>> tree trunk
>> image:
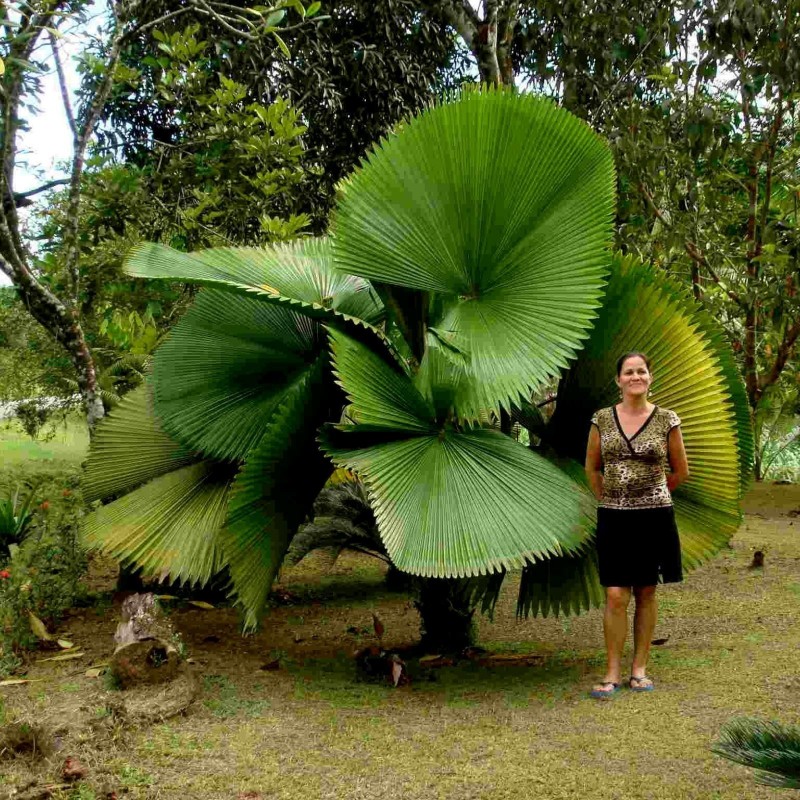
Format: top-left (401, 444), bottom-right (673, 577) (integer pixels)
top-left (8, 261), bottom-right (105, 430)
top-left (414, 577), bottom-right (477, 653)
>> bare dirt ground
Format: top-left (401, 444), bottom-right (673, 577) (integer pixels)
top-left (2, 481), bottom-right (799, 800)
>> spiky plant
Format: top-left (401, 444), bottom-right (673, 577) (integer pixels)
top-left (286, 481), bottom-right (388, 568)
top-left (82, 88), bottom-right (750, 638)
top-left (714, 719), bottom-right (800, 789)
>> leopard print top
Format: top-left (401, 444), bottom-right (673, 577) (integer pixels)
top-left (591, 406), bottom-right (681, 510)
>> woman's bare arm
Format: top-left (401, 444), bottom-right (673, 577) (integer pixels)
top-left (585, 425), bottom-right (604, 501)
top-left (667, 426), bottom-right (690, 492)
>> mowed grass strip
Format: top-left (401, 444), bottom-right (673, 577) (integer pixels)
top-left (0, 415), bottom-right (89, 474)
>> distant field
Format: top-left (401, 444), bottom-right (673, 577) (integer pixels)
top-left (0, 415), bottom-right (89, 474)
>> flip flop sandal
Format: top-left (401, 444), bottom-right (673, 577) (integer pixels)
top-left (629, 675), bottom-right (655, 692)
top-left (590, 681), bottom-right (620, 699)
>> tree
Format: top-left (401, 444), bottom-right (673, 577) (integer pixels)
top-left (0, 287), bottom-right (73, 406)
top-left (612, 0), bottom-right (800, 477)
top-left (0, 0), bottom-right (315, 430)
top-left (417, 0), bottom-right (684, 103)
top-left (82, 90), bottom-right (749, 643)
top-left (92, 0), bottom-right (474, 228)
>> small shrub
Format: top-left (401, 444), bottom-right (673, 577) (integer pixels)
top-left (714, 718), bottom-right (800, 789)
top-left (0, 471), bottom-right (88, 678)
top-left (0, 482), bottom-right (40, 558)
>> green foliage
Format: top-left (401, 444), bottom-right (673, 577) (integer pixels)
top-left (714, 718), bottom-right (800, 789)
top-left (0, 482), bottom-right (40, 558)
top-left (0, 291), bottom-right (75, 406)
top-left (753, 385), bottom-right (800, 482)
top-left (608, 0), bottom-right (800, 476)
top-left (0, 470), bottom-right (87, 679)
top-left (98, 1), bottom-right (473, 227)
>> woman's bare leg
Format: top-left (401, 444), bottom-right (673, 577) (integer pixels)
top-left (593, 586), bottom-right (631, 693)
top-left (631, 585), bottom-right (657, 686)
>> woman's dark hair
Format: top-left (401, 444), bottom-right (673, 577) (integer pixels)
top-left (616, 351), bottom-right (651, 376)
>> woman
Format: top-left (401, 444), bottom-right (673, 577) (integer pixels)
top-left (585, 351), bottom-right (690, 698)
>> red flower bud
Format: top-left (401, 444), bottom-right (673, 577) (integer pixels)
top-left (40, 501), bottom-right (50, 511)
top-left (0, 570), bottom-right (11, 579)
top-left (62, 489), bottom-right (72, 497)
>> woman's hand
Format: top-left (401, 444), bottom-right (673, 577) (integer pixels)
top-left (585, 424), bottom-right (604, 501)
top-left (667, 426), bottom-right (690, 492)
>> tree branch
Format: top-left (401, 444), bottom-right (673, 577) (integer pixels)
top-left (49, 30), bottom-right (78, 141)
top-left (683, 240), bottom-right (745, 308)
top-left (123, 7), bottom-right (196, 39)
top-left (187, 0), bottom-right (259, 41)
top-left (13, 178), bottom-right (71, 200)
top-left (759, 319), bottom-right (800, 394)
top-left (60, 1), bottom-right (128, 303)
top-left (639, 182), bottom-right (672, 228)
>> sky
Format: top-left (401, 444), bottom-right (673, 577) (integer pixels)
top-left (1, 11), bottom-right (95, 287)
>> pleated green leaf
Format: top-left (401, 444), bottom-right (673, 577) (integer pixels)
top-left (514, 457), bottom-right (604, 617)
top-left (322, 330), bottom-right (592, 577)
top-left (83, 460), bottom-right (235, 586)
top-left (222, 362), bottom-right (333, 629)
top-left (333, 87), bottom-right (615, 416)
top-left (329, 327), bottom-right (436, 432)
top-left (547, 253), bottom-right (744, 567)
top-left (82, 385), bottom-right (195, 503)
top-left (151, 289), bottom-right (331, 461)
top-left (126, 237), bottom-right (383, 325)
top-left (516, 543), bottom-right (604, 619)
top-left (651, 278), bottom-right (754, 493)
top-left (322, 426), bottom-right (592, 577)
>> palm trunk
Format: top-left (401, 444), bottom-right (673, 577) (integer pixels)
top-left (414, 577), bottom-right (477, 652)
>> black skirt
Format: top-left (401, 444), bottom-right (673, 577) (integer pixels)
top-left (596, 505), bottom-right (683, 588)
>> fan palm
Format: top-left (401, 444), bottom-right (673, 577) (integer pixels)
top-left (82, 88), bottom-right (750, 635)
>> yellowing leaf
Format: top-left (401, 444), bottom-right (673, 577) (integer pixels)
top-left (28, 611), bottom-right (55, 641)
top-left (57, 639), bottom-right (74, 650)
top-left (37, 651), bottom-right (85, 662)
top-left (156, 595), bottom-right (180, 601)
top-left (188, 600), bottom-right (215, 609)
top-left (260, 283), bottom-right (280, 294)
top-left (85, 667), bottom-right (106, 678)
top-left (0, 678), bottom-right (43, 686)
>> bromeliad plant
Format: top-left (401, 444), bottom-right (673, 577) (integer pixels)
top-left (82, 88), bottom-right (752, 631)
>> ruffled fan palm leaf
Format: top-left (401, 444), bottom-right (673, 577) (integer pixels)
top-left (83, 386), bottom-right (234, 586)
top-left (127, 237), bottom-right (383, 326)
top-left (320, 328), bottom-right (595, 578)
top-left (221, 360), bottom-right (334, 628)
top-left (333, 86), bottom-right (615, 418)
top-left (549, 254), bottom-right (746, 559)
top-left (505, 253), bottom-right (751, 617)
top-left (150, 288), bottom-right (330, 461)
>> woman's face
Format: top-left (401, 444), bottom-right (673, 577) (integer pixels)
top-left (616, 356), bottom-right (651, 399)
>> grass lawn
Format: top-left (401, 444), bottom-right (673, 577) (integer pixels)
top-left (0, 416), bottom-right (89, 475)
top-left (1, 482), bottom-right (799, 799)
